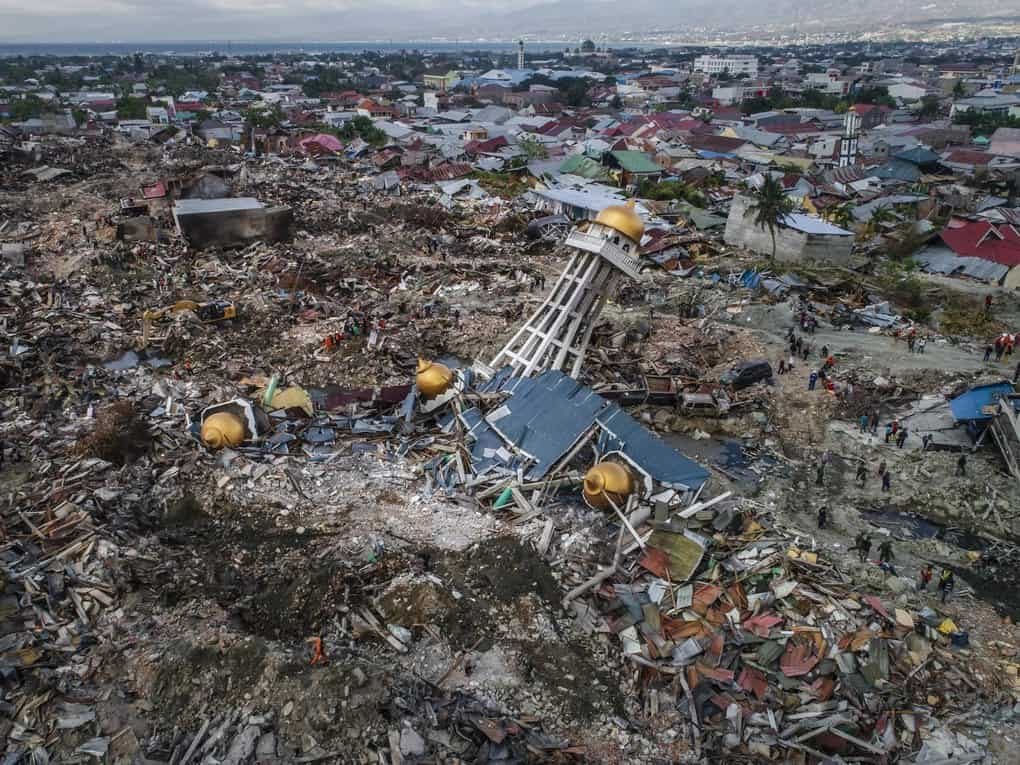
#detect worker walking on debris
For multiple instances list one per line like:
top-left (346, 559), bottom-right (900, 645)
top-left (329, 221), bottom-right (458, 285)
top-left (918, 563), bottom-right (933, 591)
top-left (817, 506), bottom-right (828, 529)
top-left (956, 453), bottom-right (967, 477)
top-left (985, 344), bottom-right (994, 362)
top-left (778, 358), bottom-right (786, 375)
top-left (855, 462), bottom-right (867, 485)
top-left (938, 568), bottom-right (955, 602)
top-left (1014, 360), bottom-right (1020, 383)
top-left (859, 414), bottom-right (868, 433)
top-left (808, 370), bottom-right (818, 391)
top-left (869, 412), bottom-right (879, 435)
top-left (922, 433), bottom-right (933, 451)
top-left (878, 539), bottom-right (894, 563)
top-left (881, 469), bottom-right (891, 492)
top-left (852, 532), bottom-right (872, 563)
top-left (896, 428), bottom-right (908, 449)
top-left (884, 424), bottom-right (893, 444)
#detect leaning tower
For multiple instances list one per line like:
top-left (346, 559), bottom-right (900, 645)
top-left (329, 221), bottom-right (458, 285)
top-left (491, 201), bottom-right (644, 379)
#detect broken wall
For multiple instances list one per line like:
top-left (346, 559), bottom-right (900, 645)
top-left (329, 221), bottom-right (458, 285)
top-left (725, 194), bottom-right (854, 265)
top-left (177, 206), bottom-right (293, 248)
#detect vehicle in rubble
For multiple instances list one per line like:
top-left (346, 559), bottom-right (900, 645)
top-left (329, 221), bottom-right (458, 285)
top-left (720, 359), bottom-right (773, 390)
top-left (680, 387), bottom-right (732, 416)
top-left (141, 300), bottom-right (237, 346)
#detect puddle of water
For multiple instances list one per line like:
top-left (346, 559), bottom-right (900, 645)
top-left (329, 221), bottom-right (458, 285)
top-left (862, 509), bottom-right (988, 551)
top-left (662, 433), bottom-right (778, 490)
top-left (104, 350), bottom-right (172, 371)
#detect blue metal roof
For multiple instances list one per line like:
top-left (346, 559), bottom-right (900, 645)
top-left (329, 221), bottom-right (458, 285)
top-left (597, 407), bottom-right (711, 490)
top-left (464, 369), bottom-right (709, 490)
top-left (949, 382), bottom-right (1017, 422)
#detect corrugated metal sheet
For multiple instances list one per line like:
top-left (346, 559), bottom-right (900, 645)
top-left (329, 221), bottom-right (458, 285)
top-left (782, 213), bottom-right (852, 236)
top-left (914, 248), bottom-right (1009, 282)
top-left (597, 407), bottom-right (711, 490)
top-left (463, 369), bottom-right (709, 490)
top-left (950, 382), bottom-right (1016, 422)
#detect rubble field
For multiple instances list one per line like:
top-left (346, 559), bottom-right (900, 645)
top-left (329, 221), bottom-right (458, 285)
top-left (4, 135), bottom-right (1020, 765)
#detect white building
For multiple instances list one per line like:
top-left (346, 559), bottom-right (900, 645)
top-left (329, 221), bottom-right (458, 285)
top-left (887, 81), bottom-right (928, 102)
top-left (693, 55), bottom-right (758, 78)
top-left (712, 85), bottom-right (747, 106)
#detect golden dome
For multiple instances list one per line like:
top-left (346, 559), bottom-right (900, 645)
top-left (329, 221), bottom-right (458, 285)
top-left (583, 461), bottom-right (636, 511)
top-left (201, 411), bottom-right (246, 449)
top-left (416, 358), bottom-right (454, 399)
top-left (594, 199), bottom-right (644, 243)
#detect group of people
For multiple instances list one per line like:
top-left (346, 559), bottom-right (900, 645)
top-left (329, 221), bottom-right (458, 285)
top-left (984, 334), bottom-right (1019, 368)
top-left (847, 534), bottom-right (956, 602)
top-left (883, 420), bottom-right (910, 449)
top-left (853, 458), bottom-right (893, 491)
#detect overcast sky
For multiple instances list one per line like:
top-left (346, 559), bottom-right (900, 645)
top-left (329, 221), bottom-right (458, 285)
top-left (1, 0), bottom-right (586, 42)
top-left (3, 0), bottom-right (1014, 43)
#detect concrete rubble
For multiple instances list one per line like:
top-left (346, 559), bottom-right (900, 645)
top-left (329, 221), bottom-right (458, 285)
top-left (3, 112), bottom-right (1020, 765)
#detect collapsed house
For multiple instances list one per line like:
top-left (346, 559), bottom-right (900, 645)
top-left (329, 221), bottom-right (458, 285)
top-left (172, 197), bottom-right (293, 247)
top-left (725, 194), bottom-right (855, 265)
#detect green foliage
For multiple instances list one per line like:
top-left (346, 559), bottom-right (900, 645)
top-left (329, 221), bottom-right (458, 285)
top-left (853, 85), bottom-right (896, 108)
top-left (116, 96), bottom-right (147, 120)
top-left (741, 87), bottom-right (844, 115)
top-left (338, 115), bottom-right (386, 147)
top-left (145, 63), bottom-right (220, 98)
top-left (246, 105), bottom-right (283, 130)
top-left (472, 170), bottom-right (529, 198)
top-left (918, 95), bottom-right (941, 119)
top-left (953, 109), bottom-right (1020, 136)
top-left (744, 176), bottom-right (795, 261)
top-left (301, 66), bottom-right (355, 99)
top-left (518, 74), bottom-right (590, 107)
top-left (638, 179), bottom-right (706, 206)
top-left (517, 136), bottom-right (547, 159)
top-left (8, 95), bottom-right (46, 122)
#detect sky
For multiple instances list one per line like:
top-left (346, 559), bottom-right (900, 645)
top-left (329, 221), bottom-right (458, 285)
top-left (2, 0), bottom-right (583, 42)
top-left (2, 0), bottom-right (1016, 43)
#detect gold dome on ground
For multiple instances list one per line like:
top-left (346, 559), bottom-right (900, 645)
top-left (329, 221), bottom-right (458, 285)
top-left (201, 411), bottom-right (246, 449)
top-left (594, 199), bottom-right (645, 243)
top-left (583, 461), bottom-right (636, 510)
top-left (416, 358), bottom-right (454, 399)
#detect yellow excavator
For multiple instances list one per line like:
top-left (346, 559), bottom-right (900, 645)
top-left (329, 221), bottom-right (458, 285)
top-left (141, 300), bottom-right (236, 347)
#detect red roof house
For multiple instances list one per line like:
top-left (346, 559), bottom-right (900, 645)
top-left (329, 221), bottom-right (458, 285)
top-left (940, 218), bottom-right (1020, 267)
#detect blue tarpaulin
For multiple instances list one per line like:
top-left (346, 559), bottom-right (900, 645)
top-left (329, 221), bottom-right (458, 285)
top-left (949, 381), bottom-right (1017, 422)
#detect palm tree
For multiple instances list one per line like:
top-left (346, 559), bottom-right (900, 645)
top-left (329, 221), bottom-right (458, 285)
top-left (744, 176), bottom-right (795, 261)
top-left (868, 206), bottom-right (895, 236)
top-left (830, 202), bottom-right (855, 229)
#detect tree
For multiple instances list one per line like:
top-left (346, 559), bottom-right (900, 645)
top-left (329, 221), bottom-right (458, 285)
top-left (744, 176), bottom-right (794, 261)
top-left (952, 79), bottom-right (966, 99)
top-left (115, 96), bottom-right (147, 120)
top-left (517, 135), bottom-right (547, 159)
top-left (8, 95), bottom-right (45, 122)
top-left (610, 94), bottom-right (622, 110)
top-left (829, 202), bottom-right (855, 229)
top-left (918, 95), bottom-right (940, 119)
